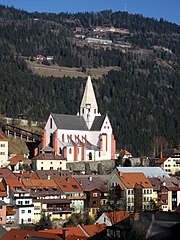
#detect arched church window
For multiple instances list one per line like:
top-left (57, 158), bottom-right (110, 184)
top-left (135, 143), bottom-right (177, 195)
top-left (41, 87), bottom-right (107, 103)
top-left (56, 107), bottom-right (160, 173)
top-left (89, 152), bottom-right (92, 160)
top-left (69, 148), bottom-right (72, 154)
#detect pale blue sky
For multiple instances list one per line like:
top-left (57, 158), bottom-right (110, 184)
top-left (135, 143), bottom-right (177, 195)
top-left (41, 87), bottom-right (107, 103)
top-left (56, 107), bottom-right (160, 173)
top-left (1, 0), bottom-right (180, 25)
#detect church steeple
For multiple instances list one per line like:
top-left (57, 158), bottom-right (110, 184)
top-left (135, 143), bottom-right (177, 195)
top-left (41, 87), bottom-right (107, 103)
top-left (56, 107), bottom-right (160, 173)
top-left (79, 75), bottom-right (100, 129)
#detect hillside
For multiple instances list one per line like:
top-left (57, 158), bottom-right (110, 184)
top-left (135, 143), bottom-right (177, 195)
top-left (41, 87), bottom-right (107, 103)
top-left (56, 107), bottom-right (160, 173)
top-left (0, 5), bottom-right (179, 157)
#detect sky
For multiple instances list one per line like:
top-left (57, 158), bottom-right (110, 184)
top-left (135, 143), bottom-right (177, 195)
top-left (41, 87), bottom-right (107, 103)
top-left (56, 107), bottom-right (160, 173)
top-left (0, 0), bottom-right (180, 25)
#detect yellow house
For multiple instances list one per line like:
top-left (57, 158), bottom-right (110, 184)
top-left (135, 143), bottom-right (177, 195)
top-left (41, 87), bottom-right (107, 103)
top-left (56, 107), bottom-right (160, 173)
top-left (32, 153), bottom-right (66, 171)
top-left (0, 133), bottom-right (8, 167)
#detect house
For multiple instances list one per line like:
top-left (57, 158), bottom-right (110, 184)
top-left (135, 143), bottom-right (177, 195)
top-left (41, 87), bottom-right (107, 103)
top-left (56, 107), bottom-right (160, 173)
top-left (149, 177), bottom-right (180, 211)
top-left (39, 76), bottom-right (116, 162)
top-left (32, 152), bottom-right (67, 171)
top-left (0, 200), bottom-right (7, 224)
top-left (108, 172), bottom-right (154, 212)
top-left (8, 154), bottom-right (29, 171)
top-left (74, 175), bottom-right (109, 219)
top-left (2, 177), bottom-right (34, 224)
top-left (155, 148), bottom-right (180, 175)
top-left (0, 133), bottom-right (8, 167)
top-left (54, 177), bottom-right (85, 213)
top-left (22, 178), bottom-right (64, 222)
top-left (95, 210), bottom-right (130, 226)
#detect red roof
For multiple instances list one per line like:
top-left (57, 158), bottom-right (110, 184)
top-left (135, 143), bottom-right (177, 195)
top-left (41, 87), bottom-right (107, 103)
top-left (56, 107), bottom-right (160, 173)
top-left (1, 229), bottom-right (62, 240)
top-left (40, 226), bottom-right (86, 237)
top-left (0, 182), bottom-right (7, 197)
top-left (82, 223), bottom-right (107, 236)
top-left (105, 211), bottom-right (130, 224)
top-left (155, 158), bottom-right (168, 165)
top-left (4, 178), bottom-right (28, 193)
top-left (0, 168), bottom-right (17, 178)
top-left (8, 154), bottom-right (24, 166)
top-left (54, 178), bottom-right (83, 193)
top-left (15, 171), bottom-right (39, 180)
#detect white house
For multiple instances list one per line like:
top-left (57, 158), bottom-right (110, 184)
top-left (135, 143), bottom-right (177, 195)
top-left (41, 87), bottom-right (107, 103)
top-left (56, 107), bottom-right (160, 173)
top-left (40, 76), bottom-right (116, 162)
top-left (3, 178), bottom-right (34, 224)
top-left (0, 133), bottom-right (8, 167)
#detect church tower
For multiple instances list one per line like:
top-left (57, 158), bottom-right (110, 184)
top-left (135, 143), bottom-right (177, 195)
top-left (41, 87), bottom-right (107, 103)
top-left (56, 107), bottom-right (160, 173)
top-left (79, 75), bottom-right (100, 129)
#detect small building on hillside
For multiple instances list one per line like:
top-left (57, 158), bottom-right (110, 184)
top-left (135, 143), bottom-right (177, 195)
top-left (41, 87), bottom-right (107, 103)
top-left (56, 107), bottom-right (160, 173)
top-left (0, 133), bottom-right (8, 167)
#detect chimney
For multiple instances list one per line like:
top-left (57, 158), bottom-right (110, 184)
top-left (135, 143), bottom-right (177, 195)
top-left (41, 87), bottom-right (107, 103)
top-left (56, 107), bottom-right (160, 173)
top-left (131, 213), bottom-right (139, 221)
top-left (62, 229), bottom-right (68, 239)
top-left (47, 175), bottom-right (51, 180)
top-left (89, 176), bottom-right (92, 181)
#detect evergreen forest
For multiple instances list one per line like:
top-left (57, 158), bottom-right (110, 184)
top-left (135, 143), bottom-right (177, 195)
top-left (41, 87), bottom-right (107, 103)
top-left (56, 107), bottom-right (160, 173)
top-left (0, 5), bottom-right (179, 157)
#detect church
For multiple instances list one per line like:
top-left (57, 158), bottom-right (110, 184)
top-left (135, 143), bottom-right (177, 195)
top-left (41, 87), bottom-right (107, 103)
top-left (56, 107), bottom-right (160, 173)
top-left (40, 76), bottom-right (116, 162)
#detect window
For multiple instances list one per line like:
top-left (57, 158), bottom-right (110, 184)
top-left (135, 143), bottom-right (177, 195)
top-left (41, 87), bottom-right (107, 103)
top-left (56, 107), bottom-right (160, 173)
top-left (50, 118), bottom-right (52, 129)
top-left (25, 201), bottom-right (29, 204)
top-left (62, 134), bottom-right (64, 142)
top-left (60, 162), bottom-right (62, 164)
top-left (0, 144), bottom-right (5, 147)
top-left (0, 205), bottom-right (2, 209)
top-left (69, 148), bottom-right (72, 154)
top-left (93, 193), bottom-right (98, 197)
top-left (50, 162), bottom-right (53, 164)
top-left (28, 210), bottom-right (31, 213)
top-left (41, 167), bottom-right (43, 170)
top-left (50, 167), bottom-right (53, 170)
top-left (94, 109), bottom-right (96, 114)
top-left (0, 152), bottom-right (5, 155)
top-left (0, 217), bottom-right (2, 222)
top-left (28, 218), bottom-right (31, 222)
top-left (21, 210), bottom-right (25, 214)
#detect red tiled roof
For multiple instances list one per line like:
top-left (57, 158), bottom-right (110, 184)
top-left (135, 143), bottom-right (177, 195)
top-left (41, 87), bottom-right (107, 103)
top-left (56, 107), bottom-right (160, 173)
top-left (54, 178), bottom-right (83, 193)
top-left (40, 226), bottom-right (86, 237)
top-left (4, 178), bottom-right (28, 193)
top-left (8, 154), bottom-right (25, 166)
top-left (22, 179), bottom-right (57, 188)
top-left (118, 172), bottom-right (153, 189)
top-left (0, 182), bottom-right (7, 197)
top-left (1, 229), bottom-right (62, 240)
top-left (0, 133), bottom-right (8, 141)
top-left (15, 172), bottom-right (39, 180)
top-left (155, 158), bottom-right (168, 165)
top-left (105, 211), bottom-right (130, 224)
top-left (0, 168), bottom-right (17, 178)
top-left (65, 235), bottom-right (88, 240)
top-left (82, 223), bottom-right (107, 236)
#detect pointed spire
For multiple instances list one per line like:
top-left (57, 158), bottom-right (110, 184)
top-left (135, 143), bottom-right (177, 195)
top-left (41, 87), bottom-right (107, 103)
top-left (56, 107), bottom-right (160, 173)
top-left (80, 75), bottom-right (98, 109)
top-left (79, 75), bottom-right (100, 129)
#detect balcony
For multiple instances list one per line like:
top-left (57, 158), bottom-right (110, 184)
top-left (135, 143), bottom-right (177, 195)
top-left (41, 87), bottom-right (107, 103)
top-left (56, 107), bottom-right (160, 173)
top-left (67, 195), bottom-right (86, 200)
top-left (44, 207), bottom-right (72, 213)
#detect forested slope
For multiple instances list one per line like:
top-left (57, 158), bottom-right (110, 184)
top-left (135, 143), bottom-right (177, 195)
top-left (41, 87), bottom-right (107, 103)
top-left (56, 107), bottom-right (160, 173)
top-left (0, 5), bottom-right (179, 156)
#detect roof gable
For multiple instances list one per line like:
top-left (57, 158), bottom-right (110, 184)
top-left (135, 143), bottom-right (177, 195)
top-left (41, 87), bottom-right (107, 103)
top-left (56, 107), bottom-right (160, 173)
top-left (90, 115), bottom-right (106, 131)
